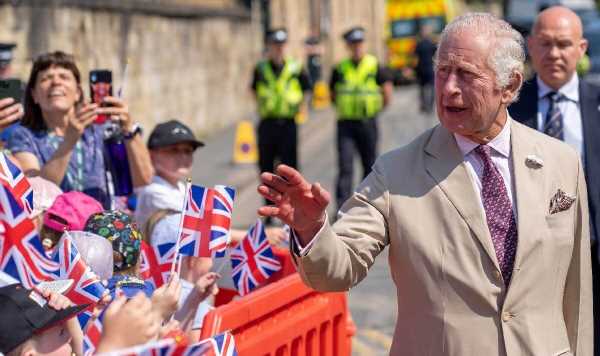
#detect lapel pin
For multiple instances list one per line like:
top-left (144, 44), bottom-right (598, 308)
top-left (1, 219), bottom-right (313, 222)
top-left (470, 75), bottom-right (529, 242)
top-left (525, 155), bottom-right (544, 169)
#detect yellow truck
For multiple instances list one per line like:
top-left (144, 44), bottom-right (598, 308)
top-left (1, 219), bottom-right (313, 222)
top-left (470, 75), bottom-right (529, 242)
top-left (385, 0), bottom-right (456, 82)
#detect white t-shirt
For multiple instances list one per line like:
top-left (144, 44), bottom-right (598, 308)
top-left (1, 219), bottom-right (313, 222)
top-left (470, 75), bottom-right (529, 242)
top-left (134, 176), bottom-right (185, 229)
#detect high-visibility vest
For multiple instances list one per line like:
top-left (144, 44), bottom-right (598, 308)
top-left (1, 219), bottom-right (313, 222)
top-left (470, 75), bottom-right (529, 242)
top-left (334, 54), bottom-right (383, 120)
top-left (256, 59), bottom-right (304, 119)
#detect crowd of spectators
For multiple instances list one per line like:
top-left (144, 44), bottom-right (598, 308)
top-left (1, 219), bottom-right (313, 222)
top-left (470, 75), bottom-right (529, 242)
top-left (0, 49), bottom-right (289, 356)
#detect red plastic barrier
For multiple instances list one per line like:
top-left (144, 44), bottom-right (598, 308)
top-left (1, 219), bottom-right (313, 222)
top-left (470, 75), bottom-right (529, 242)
top-left (201, 273), bottom-right (356, 356)
top-left (267, 245), bottom-right (296, 282)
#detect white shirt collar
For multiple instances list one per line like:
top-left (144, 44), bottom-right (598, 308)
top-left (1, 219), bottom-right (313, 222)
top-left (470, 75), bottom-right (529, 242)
top-left (152, 175), bottom-right (185, 192)
top-left (454, 115), bottom-right (512, 158)
top-left (537, 74), bottom-right (579, 103)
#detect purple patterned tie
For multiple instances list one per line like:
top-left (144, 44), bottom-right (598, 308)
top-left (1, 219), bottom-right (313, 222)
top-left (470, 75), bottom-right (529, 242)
top-left (474, 145), bottom-right (518, 285)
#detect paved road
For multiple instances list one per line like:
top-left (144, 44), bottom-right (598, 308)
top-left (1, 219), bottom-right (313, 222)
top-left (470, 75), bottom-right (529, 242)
top-left (191, 86), bottom-right (438, 355)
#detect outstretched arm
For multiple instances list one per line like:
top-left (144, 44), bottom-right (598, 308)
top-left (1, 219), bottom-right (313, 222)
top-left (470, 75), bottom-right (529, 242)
top-left (257, 163), bottom-right (389, 291)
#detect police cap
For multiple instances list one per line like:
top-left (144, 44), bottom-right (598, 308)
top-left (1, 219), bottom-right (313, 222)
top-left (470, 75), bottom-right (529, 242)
top-left (266, 28), bottom-right (288, 44)
top-left (304, 36), bottom-right (320, 46)
top-left (0, 43), bottom-right (16, 66)
top-left (343, 27), bottom-right (366, 43)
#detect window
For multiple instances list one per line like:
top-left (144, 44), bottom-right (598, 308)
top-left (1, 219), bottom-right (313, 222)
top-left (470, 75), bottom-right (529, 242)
top-left (391, 19), bottom-right (417, 39)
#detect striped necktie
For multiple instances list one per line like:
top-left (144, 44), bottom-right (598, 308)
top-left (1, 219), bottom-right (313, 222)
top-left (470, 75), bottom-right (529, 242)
top-left (543, 91), bottom-right (564, 140)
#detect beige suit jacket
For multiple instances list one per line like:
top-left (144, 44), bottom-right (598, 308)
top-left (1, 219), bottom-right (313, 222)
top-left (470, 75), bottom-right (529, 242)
top-left (292, 121), bottom-right (592, 356)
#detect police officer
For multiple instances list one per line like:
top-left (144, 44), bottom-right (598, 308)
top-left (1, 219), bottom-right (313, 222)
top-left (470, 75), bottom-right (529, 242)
top-left (0, 43), bottom-right (17, 80)
top-left (0, 43), bottom-right (23, 139)
top-left (330, 26), bottom-right (393, 210)
top-left (251, 28), bottom-right (312, 216)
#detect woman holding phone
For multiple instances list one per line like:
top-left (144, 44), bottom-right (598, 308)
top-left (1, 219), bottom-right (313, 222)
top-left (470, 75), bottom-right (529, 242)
top-left (6, 51), bottom-right (153, 208)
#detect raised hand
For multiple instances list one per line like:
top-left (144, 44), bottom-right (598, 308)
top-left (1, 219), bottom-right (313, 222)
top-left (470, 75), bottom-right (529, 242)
top-left (257, 164), bottom-right (331, 244)
top-left (0, 98), bottom-right (23, 130)
top-left (64, 103), bottom-right (98, 144)
top-left (151, 272), bottom-right (182, 322)
top-left (96, 293), bottom-right (161, 353)
top-left (98, 96), bottom-right (134, 132)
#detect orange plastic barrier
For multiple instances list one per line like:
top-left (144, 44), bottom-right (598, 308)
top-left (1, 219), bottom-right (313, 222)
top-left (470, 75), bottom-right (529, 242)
top-left (201, 273), bottom-right (356, 356)
top-left (214, 245), bottom-right (300, 307)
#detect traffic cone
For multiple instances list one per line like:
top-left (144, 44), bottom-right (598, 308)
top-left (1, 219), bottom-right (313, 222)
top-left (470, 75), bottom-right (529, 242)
top-left (295, 104), bottom-right (308, 125)
top-left (311, 80), bottom-right (331, 109)
top-left (232, 120), bottom-right (258, 164)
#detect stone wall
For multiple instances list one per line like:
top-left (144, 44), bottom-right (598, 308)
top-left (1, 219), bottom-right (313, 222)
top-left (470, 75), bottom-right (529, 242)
top-left (0, 1), bottom-right (261, 137)
top-left (268, 0), bottom-right (386, 78)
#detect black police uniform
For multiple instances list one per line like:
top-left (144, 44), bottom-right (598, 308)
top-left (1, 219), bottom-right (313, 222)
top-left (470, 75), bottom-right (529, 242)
top-left (330, 28), bottom-right (392, 210)
top-left (250, 31), bottom-right (312, 174)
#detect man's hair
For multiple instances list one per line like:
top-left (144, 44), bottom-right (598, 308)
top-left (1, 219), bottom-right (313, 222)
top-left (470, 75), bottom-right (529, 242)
top-left (434, 13), bottom-right (525, 102)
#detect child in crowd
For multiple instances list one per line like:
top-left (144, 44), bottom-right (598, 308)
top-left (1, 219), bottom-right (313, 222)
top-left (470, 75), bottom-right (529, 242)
top-left (146, 210), bottom-right (218, 340)
top-left (39, 191), bottom-right (103, 250)
top-left (28, 176), bottom-right (62, 231)
top-left (0, 284), bottom-right (161, 356)
top-left (83, 210), bottom-right (219, 336)
top-left (134, 120), bottom-right (204, 229)
top-left (134, 119), bottom-right (289, 247)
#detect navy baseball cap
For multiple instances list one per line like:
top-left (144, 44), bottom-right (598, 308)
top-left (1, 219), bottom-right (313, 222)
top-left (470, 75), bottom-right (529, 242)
top-left (0, 43), bottom-right (16, 66)
top-left (343, 26), bottom-right (366, 43)
top-left (147, 120), bottom-right (204, 150)
top-left (266, 28), bottom-right (288, 44)
top-left (0, 284), bottom-right (87, 354)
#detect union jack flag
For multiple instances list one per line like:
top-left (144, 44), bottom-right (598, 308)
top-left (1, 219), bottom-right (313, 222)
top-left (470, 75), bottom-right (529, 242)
top-left (212, 332), bottom-right (237, 356)
top-left (0, 186), bottom-right (58, 288)
top-left (107, 337), bottom-right (216, 356)
top-left (178, 185), bottom-right (213, 258)
top-left (0, 153), bottom-right (33, 215)
top-left (83, 315), bottom-right (103, 356)
top-left (210, 186), bottom-right (235, 258)
top-left (230, 220), bottom-right (281, 296)
top-left (139, 240), bottom-right (177, 289)
top-left (50, 233), bottom-right (106, 306)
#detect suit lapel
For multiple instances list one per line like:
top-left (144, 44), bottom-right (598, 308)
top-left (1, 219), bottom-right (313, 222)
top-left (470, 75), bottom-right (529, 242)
top-left (510, 122), bottom-right (546, 269)
top-left (424, 125), bottom-right (500, 271)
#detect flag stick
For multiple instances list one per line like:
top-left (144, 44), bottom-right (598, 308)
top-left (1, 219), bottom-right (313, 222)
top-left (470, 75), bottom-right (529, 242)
top-left (117, 58), bottom-right (130, 99)
top-left (176, 254), bottom-right (183, 276)
top-left (171, 178), bottom-right (192, 273)
top-left (213, 256), bottom-right (229, 274)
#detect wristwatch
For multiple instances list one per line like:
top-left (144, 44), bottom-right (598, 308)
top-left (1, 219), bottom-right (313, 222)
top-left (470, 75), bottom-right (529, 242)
top-left (123, 123), bottom-right (142, 140)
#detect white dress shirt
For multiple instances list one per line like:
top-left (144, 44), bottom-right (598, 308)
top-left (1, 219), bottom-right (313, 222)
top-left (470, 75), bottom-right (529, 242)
top-left (536, 75), bottom-right (584, 159)
top-left (454, 116), bottom-right (517, 218)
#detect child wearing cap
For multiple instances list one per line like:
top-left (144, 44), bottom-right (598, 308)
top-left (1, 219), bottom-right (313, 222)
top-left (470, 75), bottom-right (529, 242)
top-left (0, 284), bottom-right (86, 356)
top-left (0, 283), bottom-right (164, 356)
top-left (84, 210), bottom-right (219, 332)
top-left (134, 119), bottom-right (204, 229)
top-left (40, 191), bottom-right (103, 250)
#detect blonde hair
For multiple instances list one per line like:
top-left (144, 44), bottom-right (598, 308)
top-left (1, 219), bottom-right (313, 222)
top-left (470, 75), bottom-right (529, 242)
top-left (143, 209), bottom-right (178, 246)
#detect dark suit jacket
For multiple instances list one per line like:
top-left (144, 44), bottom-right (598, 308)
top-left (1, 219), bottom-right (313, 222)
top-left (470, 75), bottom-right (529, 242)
top-left (508, 76), bottom-right (600, 242)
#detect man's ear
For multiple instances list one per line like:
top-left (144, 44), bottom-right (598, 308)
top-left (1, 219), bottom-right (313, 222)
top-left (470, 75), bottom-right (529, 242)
top-left (501, 71), bottom-right (523, 104)
top-left (578, 38), bottom-right (589, 59)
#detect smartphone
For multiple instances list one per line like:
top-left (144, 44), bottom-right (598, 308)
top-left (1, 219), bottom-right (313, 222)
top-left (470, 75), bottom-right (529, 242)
top-left (0, 78), bottom-right (23, 103)
top-left (89, 70), bottom-right (112, 124)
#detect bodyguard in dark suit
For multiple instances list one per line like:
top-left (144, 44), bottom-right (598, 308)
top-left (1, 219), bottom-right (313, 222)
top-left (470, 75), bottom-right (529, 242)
top-left (508, 6), bottom-right (600, 354)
